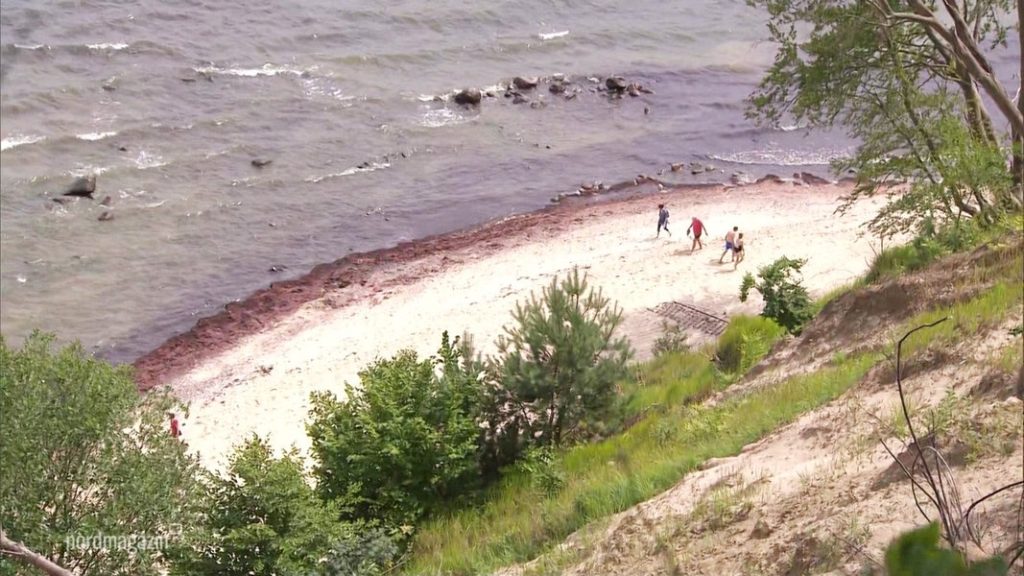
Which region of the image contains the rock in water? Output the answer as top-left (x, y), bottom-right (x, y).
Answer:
top-left (605, 76), bottom-right (628, 92)
top-left (64, 175), bottom-right (97, 199)
top-left (98, 211), bottom-right (114, 222)
top-left (453, 88), bottom-right (482, 105)
top-left (99, 195), bottom-right (112, 206)
top-left (548, 81), bottom-right (566, 94)
top-left (251, 159), bottom-right (272, 168)
top-left (512, 76), bottom-right (538, 90)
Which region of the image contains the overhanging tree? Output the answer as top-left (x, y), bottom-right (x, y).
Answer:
top-left (748, 0), bottom-right (1023, 236)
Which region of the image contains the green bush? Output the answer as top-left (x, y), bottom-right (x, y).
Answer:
top-left (169, 436), bottom-right (384, 576)
top-left (0, 333), bottom-right (201, 576)
top-left (715, 315), bottom-right (786, 374)
top-left (883, 523), bottom-right (1007, 575)
top-left (307, 333), bottom-right (484, 527)
top-left (739, 257), bottom-right (815, 335)
top-left (491, 268), bottom-right (633, 448)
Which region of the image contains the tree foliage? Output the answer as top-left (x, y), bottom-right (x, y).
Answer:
top-left (748, 0), bottom-right (1023, 236)
top-left (739, 257), bottom-right (814, 334)
top-left (0, 333), bottom-right (201, 576)
top-left (489, 268), bottom-right (633, 449)
top-left (307, 333), bottom-right (484, 527)
top-left (168, 436), bottom-right (382, 576)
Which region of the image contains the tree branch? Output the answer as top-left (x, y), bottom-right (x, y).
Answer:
top-left (0, 531), bottom-right (74, 576)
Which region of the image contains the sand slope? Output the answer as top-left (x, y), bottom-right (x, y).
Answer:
top-left (168, 183), bottom-right (886, 469)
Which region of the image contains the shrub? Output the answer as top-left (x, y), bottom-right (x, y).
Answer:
top-left (0, 332), bottom-right (201, 576)
top-left (883, 523), bottom-right (1007, 575)
top-left (652, 321), bottom-right (690, 356)
top-left (715, 315), bottom-right (786, 374)
top-left (307, 333), bottom-right (484, 527)
top-left (740, 256), bottom-right (814, 335)
top-left (491, 268), bottom-right (633, 448)
top-left (169, 436), bottom-right (381, 576)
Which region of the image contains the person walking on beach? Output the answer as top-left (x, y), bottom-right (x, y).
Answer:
top-left (733, 233), bottom-right (746, 270)
top-left (657, 204), bottom-right (671, 237)
top-left (720, 226), bottom-right (738, 263)
top-left (686, 216), bottom-right (706, 253)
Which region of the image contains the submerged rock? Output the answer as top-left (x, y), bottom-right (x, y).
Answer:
top-left (251, 159), bottom-right (273, 168)
top-left (512, 76), bottom-right (539, 90)
top-left (64, 175), bottom-right (97, 199)
top-left (605, 76), bottom-right (628, 92)
top-left (453, 88), bottom-right (482, 105)
top-left (98, 211), bottom-right (114, 222)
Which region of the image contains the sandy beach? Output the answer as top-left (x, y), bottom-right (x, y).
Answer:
top-left (146, 182), bottom-right (888, 469)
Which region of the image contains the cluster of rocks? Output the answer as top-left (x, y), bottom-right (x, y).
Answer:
top-left (666, 162), bottom-right (717, 175)
top-left (50, 174), bottom-right (115, 221)
top-left (452, 73), bottom-right (653, 109)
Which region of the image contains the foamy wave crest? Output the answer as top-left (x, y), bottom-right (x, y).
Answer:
top-left (12, 43), bottom-right (49, 50)
top-left (420, 108), bottom-right (469, 128)
top-left (1, 134), bottom-right (45, 151)
top-left (538, 30), bottom-right (569, 40)
top-left (134, 151), bottom-right (166, 169)
top-left (710, 147), bottom-right (849, 166)
top-left (76, 131), bottom-right (118, 141)
top-left (87, 43), bottom-right (129, 50)
top-left (305, 162), bottom-right (389, 183)
top-left (195, 63), bottom-right (309, 78)
top-left (302, 78), bottom-right (355, 102)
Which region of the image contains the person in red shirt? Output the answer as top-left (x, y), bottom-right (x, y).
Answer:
top-left (168, 412), bottom-right (181, 439)
top-left (686, 216), bottom-right (707, 253)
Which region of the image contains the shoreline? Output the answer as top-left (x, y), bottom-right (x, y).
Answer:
top-left (132, 178), bottom-right (728, 391)
top-left (136, 179), bottom-right (888, 469)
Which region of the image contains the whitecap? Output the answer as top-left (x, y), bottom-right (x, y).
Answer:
top-left (709, 147), bottom-right (850, 166)
top-left (76, 131), bottom-right (118, 141)
top-left (13, 43), bottom-right (48, 50)
top-left (419, 108), bottom-right (467, 128)
top-left (1, 134), bottom-right (45, 151)
top-left (87, 43), bottom-right (130, 50)
top-left (194, 63), bottom-right (307, 78)
top-left (538, 30), bottom-right (569, 40)
top-left (305, 162), bottom-right (390, 183)
top-left (134, 150), bottom-right (166, 169)
top-left (16, 276), bottom-right (27, 284)
top-left (144, 200), bottom-right (166, 208)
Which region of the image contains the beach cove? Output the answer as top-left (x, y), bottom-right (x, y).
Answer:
top-left (139, 180), bottom-right (889, 469)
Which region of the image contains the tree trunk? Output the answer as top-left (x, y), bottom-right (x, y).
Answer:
top-left (1014, 0), bottom-right (1024, 189)
top-left (0, 531), bottom-right (74, 576)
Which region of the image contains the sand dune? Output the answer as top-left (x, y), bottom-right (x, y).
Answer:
top-left (167, 183), bottom-right (888, 469)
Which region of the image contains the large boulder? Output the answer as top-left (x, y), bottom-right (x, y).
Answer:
top-left (513, 76), bottom-right (539, 90)
top-left (453, 88), bottom-right (482, 105)
top-left (605, 76), bottom-right (628, 92)
top-left (63, 174), bottom-right (97, 198)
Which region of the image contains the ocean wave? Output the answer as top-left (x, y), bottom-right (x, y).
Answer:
top-left (134, 151), bottom-right (166, 169)
top-left (419, 108), bottom-right (470, 128)
top-left (709, 148), bottom-right (849, 166)
top-left (538, 30), bottom-right (569, 40)
top-left (12, 43), bottom-right (49, 50)
top-left (1, 134), bottom-right (46, 151)
top-left (305, 162), bottom-right (389, 183)
top-left (302, 78), bottom-right (355, 102)
top-left (76, 131), bottom-right (118, 141)
top-left (194, 63), bottom-right (310, 78)
top-left (87, 43), bottom-right (130, 51)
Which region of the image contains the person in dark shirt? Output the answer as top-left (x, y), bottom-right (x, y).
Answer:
top-left (686, 216), bottom-right (706, 253)
top-left (657, 204), bottom-right (671, 237)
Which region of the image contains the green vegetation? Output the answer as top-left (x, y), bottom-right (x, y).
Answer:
top-left (169, 437), bottom-right (396, 576)
top-left (307, 333), bottom-right (484, 528)
top-left (0, 333), bottom-right (201, 576)
top-left (740, 256), bottom-right (815, 334)
top-left (749, 0), bottom-right (1023, 237)
top-left (491, 268), bottom-right (633, 448)
top-left (882, 523), bottom-right (1008, 576)
top-left (405, 350), bottom-right (879, 574)
top-left (714, 315), bottom-right (786, 374)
